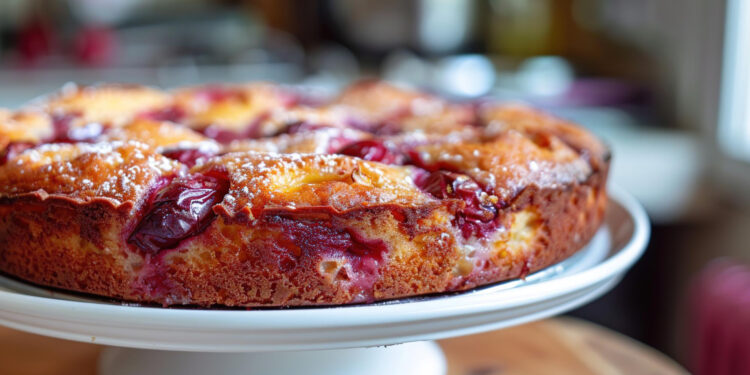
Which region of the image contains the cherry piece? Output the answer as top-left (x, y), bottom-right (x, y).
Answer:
top-left (199, 113), bottom-right (269, 143)
top-left (0, 142), bottom-right (35, 165)
top-left (273, 122), bottom-right (360, 154)
top-left (140, 106), bottom-right (185, 123)
top-left (277, 121), bottom-right (329, 135)
top-left (347, 228), bottom-right (387, 260)
top-left (413, 170), bottom-right (453, 199)
top-left (268, 216), bottom-right (388, 262)
top-left (326, 135), bottom-right (358, 154)
top-left (415, 171), bottom-right (498, 237)
top-left (128, 174), bottom-right (229, 253)
top-left (346, 229), bottom-right (388, 289)
top-left (336, 140), bottom-right (403, 164)
top-left (193, 86), bottom-right (246, 103)
top-left (345, 118), bottom-right (377, 132)
top-left (451, 177), bottom-right (497, 222)
top-left (200, 126), bottom-right (250, 143)
top-left (372, 121), bottom-right (402, 136)
top-left (264, 215), bottom-right (388, 283)
top-left (51, 113), bottom-right (103, 143)
top-left (404, 149), bottom-right (442, 171)
top-left (66, 122), bottom-right (103, 142)
top-left (161, 148), bottom-right (215, 168)
top-left (51, 113), bottom-right (74, 141)
top-left (193, 86), bottom-right (298, 108)
top-left (271, 217), bottom-right (351, 254)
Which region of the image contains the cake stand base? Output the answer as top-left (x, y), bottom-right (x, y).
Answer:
top-left (98, 341), bottom-right (446, 375)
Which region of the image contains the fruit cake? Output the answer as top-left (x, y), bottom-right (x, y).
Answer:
top-left (0, 81), bottom-right (609, 307)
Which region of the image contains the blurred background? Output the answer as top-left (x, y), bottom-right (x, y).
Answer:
top-left (0, 0), bottom-right (748, 370)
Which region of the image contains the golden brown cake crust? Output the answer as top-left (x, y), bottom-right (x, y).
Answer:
top-left (0, 81), bottom-right (609, 307)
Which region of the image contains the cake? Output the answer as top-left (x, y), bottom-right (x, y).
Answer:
top-left (0, 81), bottom-right (609, 307)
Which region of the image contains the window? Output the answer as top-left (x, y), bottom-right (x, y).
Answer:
top-left (719, 0), bottom-right (750, 162)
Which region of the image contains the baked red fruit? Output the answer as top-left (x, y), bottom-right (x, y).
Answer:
top-left (0, 81), bottom-right (609, 307)
top-left (128, 173), bottom-right (230, 253)
top-left (336, 140), bottom-right (403, 164)
top-left (414, 171), bottom-right (499, 238)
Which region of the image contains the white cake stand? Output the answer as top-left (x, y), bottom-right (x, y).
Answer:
top-left (0, 187), bottom-right (649, 375)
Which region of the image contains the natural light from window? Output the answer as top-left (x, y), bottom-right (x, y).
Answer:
top-left (719, 0), bottom-right (750, 162)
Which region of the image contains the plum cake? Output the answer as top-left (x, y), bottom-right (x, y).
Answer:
top-left (0, 81), bottom-right (609, 306)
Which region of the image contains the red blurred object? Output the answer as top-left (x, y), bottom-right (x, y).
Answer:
top-left (691, 260), bottom-right (750, 375)
top-left (74, 26), bottom-right (116, 66)
top-left (17, 17), bottom-right (55, 65)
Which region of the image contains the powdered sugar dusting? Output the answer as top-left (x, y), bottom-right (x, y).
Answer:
top-left (0, 141), bottom-right (182, 206)
top-left (197, 152), bottom-right (430, 218)
top-left (1, 80), bottom-right (601, 219)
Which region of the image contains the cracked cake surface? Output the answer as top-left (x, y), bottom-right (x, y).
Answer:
top-left (0, 81), bottom-right (609, 306)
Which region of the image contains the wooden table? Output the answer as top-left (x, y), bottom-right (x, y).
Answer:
top-left (0, 317), bottom-right (685, 375)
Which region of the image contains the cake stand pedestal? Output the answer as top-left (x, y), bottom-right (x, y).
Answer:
top-left (99, 341), bottom-right (445, 375)
top-left (0, 187), bottom-right (648, 375)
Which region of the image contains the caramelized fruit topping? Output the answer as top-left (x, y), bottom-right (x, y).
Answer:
top-left (268, 215), bottom-right (387, 261)
top-left (414, 170), bottom-right (499, 237)
top-left (193, 86), bottom-right (247, 103)
top-left (198, 113), bottom-right (269, 143)
top-left (0, 142), bottom-right (35, 165)
top-left (140, 106), bottom-right (185, 123)
top-left (277, 121), bottom-right (330, 135)
top-left (161, 148), bottom-right (215, 168)
top-left (1, 113), bottom-right (104, 166)
top-left (52, 113), bottom-right (105, 142)
top-left (265, 215), bottom-right (388, 292)
top-left (336, 140), bottom-right (403, 164)
top-left (128, 173), bottom-right (229, 253)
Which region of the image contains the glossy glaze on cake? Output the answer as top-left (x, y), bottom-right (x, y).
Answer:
top-left (0, 81), bottom-right (609, 306)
